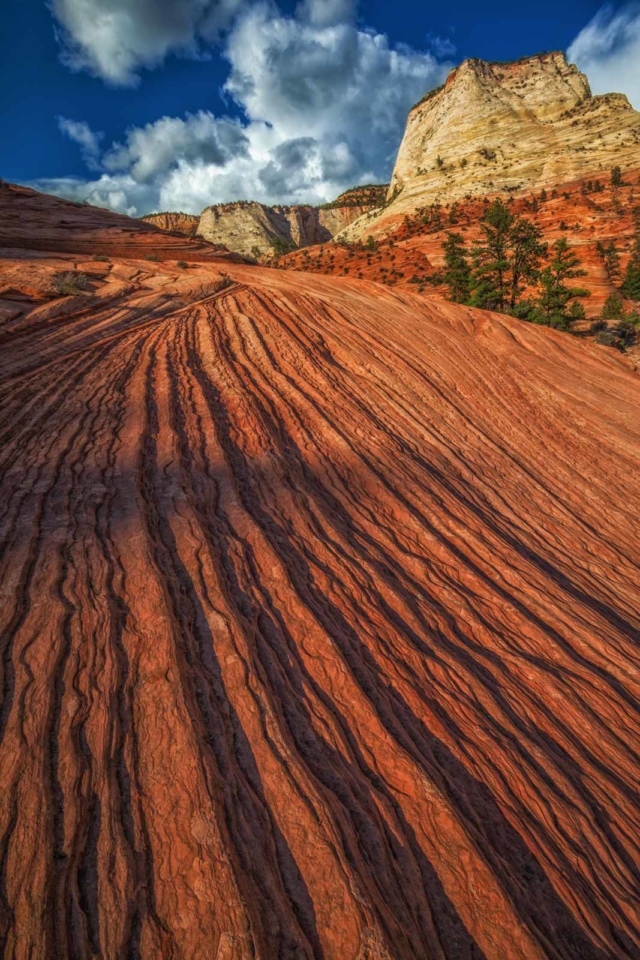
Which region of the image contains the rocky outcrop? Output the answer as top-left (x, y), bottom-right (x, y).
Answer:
top-left (197, 187), bottom-right (387, 257)
top-left (140, 211), bottom-right (200, 236)
top-left (340, 51), bottom-right (640, 240)
top-left (282, 166), bottom-right (640, 329)
top-left (197, 201), bottom-right (331, 256)
top-left (1, 182), bottom-right (640, 958)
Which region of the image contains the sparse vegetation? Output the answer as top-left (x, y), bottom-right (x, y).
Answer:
top-left (51, 271), bottom-right (89, 297)
top-left (441, 203), bottom-right (590, 331)
top-left (622, 207), bottom-right (640, 300)
top-left (596, 240), bottom-right (621, 283)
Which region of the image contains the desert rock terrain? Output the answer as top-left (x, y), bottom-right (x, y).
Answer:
top-left (0, 181), bottom-right (639, 958)
top-left (283, 167), bottom-right (640, 336)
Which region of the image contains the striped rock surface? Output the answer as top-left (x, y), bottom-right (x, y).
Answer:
top-left (0, 189), bottom-right (639, 958)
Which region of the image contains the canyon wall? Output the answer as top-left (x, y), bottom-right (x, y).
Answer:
top-left (196, 187), bottom-right (388, 257)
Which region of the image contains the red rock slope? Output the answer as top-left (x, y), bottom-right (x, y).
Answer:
top-left (1, 184), bottom-right (640, 959)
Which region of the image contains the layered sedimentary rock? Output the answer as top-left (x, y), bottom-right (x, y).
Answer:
top-left (197, 186), bottom-right (387, 257)
top-left (340, 51), bottom-right (640, 240)
top-left (0, 181), bottom-right (231, 260)
top-left (140, 212), bottom-right (200, 237)
top-left (1, 183), bottom-right (640, 959)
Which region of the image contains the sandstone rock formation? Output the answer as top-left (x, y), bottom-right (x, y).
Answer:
top-left (1, 182), bottom-right (640, 958)
top-left (0, 181), bottom-right (232, 261)
top-left (198, 201), bottom-right (332, 256)
top-left (140, 211), bottom-right (200, 236)
top-left (197, 186), bottom-right (387, 257)
top-left (340, 51), bottom-right (640, 241)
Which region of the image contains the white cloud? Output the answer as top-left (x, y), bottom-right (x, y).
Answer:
top-left (295, 0), bottom-right (356, 27)
top-left (102, 112), bottom-right (249, 181)
top-left (30, 174), bottom-right (151, 216)
top-left (58, 117), bottom-right (103, 168)
top-left (33, 1), bottom-right (451, 215)
top-left (568, 4), bottom-right (640, 109)
top-left (49, 0), bottom-right (245, 85)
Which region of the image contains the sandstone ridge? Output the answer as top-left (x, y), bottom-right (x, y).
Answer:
top-left (339, 51), bottom-right (640, 240)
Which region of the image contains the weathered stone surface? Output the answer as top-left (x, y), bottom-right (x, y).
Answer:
top-left (141, 212), bottom-right (201, 236)
top-left (1, 182), bottom-right (639, 959)
top-left (197, 189), bottom-right (386, 256)
top-left (340, 51), bottom-right (640, 241)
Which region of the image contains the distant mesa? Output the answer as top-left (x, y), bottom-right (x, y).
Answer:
top-left (141, 185), bottom-right (388, 258)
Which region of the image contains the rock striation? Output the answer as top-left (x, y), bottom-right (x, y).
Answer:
top-left (1, 182), bottom-right (640, 958)
top-left (0, 181), bottom-right (233, 261)
top-left (140, 212), bottom-right (200, 236)
top-left (340, 51), bottom-right (640, 240)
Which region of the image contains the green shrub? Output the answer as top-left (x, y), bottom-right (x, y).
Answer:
top-left (601, 293), bottom-right (625, 320)
top-left (52, 271), bottom-right (89, 296)
top-left (177, 260), bottom-right (189, 269)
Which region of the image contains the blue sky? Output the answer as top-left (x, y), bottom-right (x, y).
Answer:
top-left (1, 0), bottom-right (638, 214)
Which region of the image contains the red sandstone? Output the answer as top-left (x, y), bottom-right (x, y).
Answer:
top-left (0, 182), bottom-right (639, 959)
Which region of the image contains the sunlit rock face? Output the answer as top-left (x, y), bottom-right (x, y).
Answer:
top-left (339, 51), bottom-right (640, 241)
top-left (197, 187), bottom-right (387, 257)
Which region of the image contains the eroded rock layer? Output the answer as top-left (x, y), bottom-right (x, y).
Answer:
top-left (0, 185), bottom-right (640, 959)
top-left (140, 212), bottom-right (201, 237)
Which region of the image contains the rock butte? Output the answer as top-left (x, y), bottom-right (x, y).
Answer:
top-left (196, 187), bottom-right (388, 257)
top-left (1, 178), bottom-right (639, 959)
top-left (339, 51), bottom-right (640, 241)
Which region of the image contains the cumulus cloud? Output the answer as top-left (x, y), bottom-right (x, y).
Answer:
top-left (568, 4), bottom-right (640, 109)
top-left (30, 174), bottom-right (152, 216)
top-left (101, 112), bottom-right (249, 181)
top-left (49, 0), bottom-right (245, 85)
top-left (34, 1), bottom-right (452, 215)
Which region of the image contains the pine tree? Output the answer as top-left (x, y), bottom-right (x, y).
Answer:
top-left (442, 232), bottom-right (472, 303)
top-left (507, 217), bottom-right (546, 312)
top-left (537, 238), bottom-right (589, 329)
top-left (468, 199), bottom-right (512, 310)
top-left (596, 240), bottom-right (622, 283)
top-left (601, 293), bottom-right (625, 321)
top-left (621, 207), bottom-right (640, 300)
